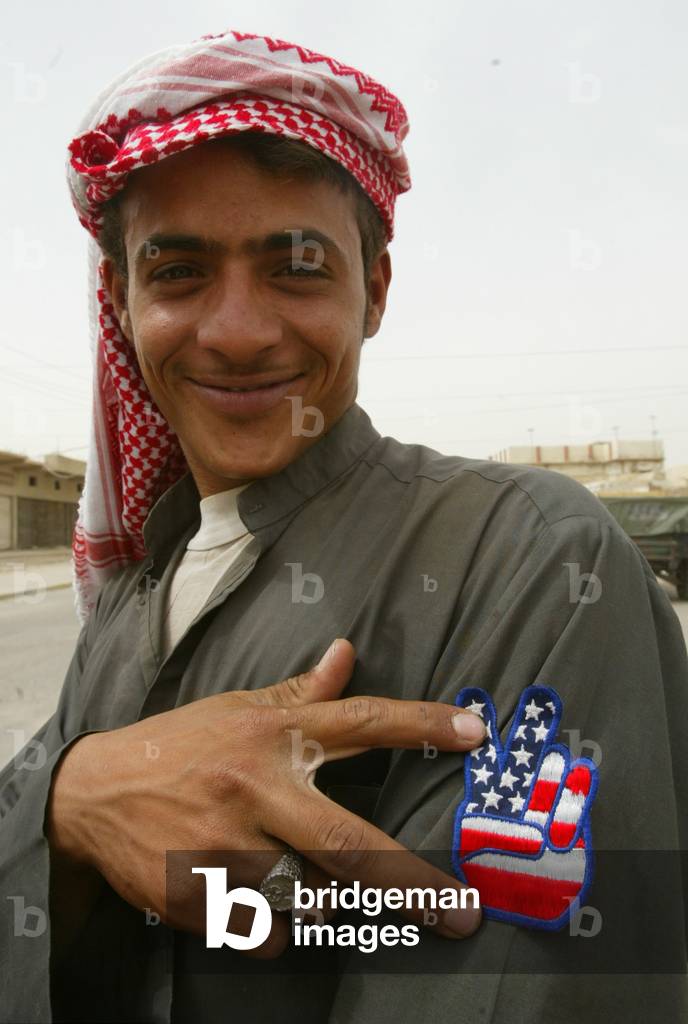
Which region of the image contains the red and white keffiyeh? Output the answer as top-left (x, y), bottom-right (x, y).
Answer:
top-left (66, 28), bottom-right (411, 623)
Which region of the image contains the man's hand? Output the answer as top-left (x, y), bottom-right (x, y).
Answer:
top-left (47, 639), bottom-right (485, 955)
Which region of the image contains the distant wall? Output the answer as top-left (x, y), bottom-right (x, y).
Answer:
top-left (0, 459), bottom-right (83, 549)
top-left (16, 498), bottom-right (77, 548)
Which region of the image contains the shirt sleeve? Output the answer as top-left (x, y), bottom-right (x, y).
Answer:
top-left (0, 602), bottom-right (104, 1023)
top-left (327, 513), bottom-right (688, 1024)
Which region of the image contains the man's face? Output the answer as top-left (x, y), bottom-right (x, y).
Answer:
top-left (103, 140), bottom-right (391, 496)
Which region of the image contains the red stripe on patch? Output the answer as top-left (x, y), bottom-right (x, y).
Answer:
top-left (566, 766), bottom-right (591, 796)
top-left (460, 828), bottom-right (542, 857)
top-left (528, 780), bottom-right (559, 813)
top-left (463, 864), bottom-right (581, 921)
top-left (549, 821), bottom-right (576, 848)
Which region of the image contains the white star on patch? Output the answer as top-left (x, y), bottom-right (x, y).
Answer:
top-left (510, 745), bottom-right (533, 767)
top-left (513, 724), bottom-right (528, 741)
top-left (466, 802), bottom-right (479, 814)
top-left (485, 744), bottom-right (497, 763)
top-left (485, 721), bottom-right (493, 739)
top-left (532, 721), bottom-right (549, 743)
top-left (524, 699), bottom-right (543, 721)
top-left (523, 771), bottom-right (534, 787)
top-left (499, 767), bottom-right (519, 790)
top-left (482, 787), bottom-right (502, 811)
top-left (465, 700), bottom-right (485, 716)
top-left (546, 701), bottom-right (556, 714)
top-left (508, 793), bottom-right (526, 813)
top-left (471, 764), bottom-right (493, 785)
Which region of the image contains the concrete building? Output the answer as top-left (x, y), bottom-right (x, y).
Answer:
top-left (489, 439), bottom-right (665, 488)
top-left (0, 451), bottom-right (84, 550)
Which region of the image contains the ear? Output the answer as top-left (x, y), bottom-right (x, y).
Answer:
top-left (363, 249), bottom-right (392, 339)
top-left (101, 258), bottom-right (134, 343)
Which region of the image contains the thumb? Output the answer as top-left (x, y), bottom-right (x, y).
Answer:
top-left (257, 638), bottom-right (357, 708)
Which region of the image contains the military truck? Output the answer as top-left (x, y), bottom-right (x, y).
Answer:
top-left (600, 496), bottom-right (688, 600)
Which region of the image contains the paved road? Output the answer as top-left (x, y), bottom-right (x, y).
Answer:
top-left (0, 588), bottom-right (81, 768)
top-left (1, 583), bottom-right (687, 771)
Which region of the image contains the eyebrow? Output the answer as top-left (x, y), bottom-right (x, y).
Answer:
top-left (134, 228), bottom-right (346, 268)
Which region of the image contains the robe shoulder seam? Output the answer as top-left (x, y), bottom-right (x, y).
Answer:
top-left (362, 449), bottom-right (614, 533)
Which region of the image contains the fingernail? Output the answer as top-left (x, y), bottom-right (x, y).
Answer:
top-left (452, 711), bottom-right (485, 743)
top-left (318, 640), bottom-right (337, 668)
top-left (442, 905), bottom-right (482, 938)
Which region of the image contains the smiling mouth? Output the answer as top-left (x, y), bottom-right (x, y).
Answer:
top-left (188, 373), bottom-right (304, 392)
top-left (185, 372), bottom-right (308, 418)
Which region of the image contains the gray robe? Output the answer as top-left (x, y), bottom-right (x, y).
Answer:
top-left (1, 402), bottom-right (687, 1022)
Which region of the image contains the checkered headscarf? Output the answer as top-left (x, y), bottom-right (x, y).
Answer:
top-left (66, 28), bottom-right (411, 622)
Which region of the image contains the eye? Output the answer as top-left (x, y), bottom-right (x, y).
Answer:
top-left (278, 263), bottom-right (325, 278)
top-left (152, 264), bottom-right (201, 281)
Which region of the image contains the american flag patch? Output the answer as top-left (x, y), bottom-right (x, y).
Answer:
top-left (451, 685), bottom-right (599, 930)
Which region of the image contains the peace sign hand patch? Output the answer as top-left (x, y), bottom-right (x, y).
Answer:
top-left (452, 685), bottom-right (599, 930)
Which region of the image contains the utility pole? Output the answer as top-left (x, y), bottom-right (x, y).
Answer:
top-left (650, 415), bottom-right (659, 458)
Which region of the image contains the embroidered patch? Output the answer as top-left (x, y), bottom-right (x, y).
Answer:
top-left (452, 685), bottom-right (599, 930)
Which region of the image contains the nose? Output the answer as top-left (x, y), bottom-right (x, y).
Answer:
top-left (194, 264), bottom-right (284, 360)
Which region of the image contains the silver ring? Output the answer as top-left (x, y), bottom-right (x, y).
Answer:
top-left (258, 847), bottom-right (304, 911)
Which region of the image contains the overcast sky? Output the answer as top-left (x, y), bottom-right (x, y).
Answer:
top-left (2, 0), bottom-right (687, 467)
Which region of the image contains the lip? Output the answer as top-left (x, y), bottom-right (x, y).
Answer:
top-left (186, 372), bottom-right (307, 418)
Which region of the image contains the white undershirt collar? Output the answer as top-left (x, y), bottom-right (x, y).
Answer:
top-left (186, 482), bottom-right (255, 551)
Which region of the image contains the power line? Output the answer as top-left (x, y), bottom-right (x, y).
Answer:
top-left (0, 342), bottom-right (90, 383)
top-left (378, 390), bottom-right (688, 420)
top-left (0, 369), bottom-right (90, 405)
top-left (367, 383), bottom-right (688, 403)
top-left (364, 345), bottom-right (688, 361)
top-left (0, 373), bottom-right (88, 403)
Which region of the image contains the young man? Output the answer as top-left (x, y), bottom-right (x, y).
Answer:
top-left (1, 28), bottom-right (687, 1024)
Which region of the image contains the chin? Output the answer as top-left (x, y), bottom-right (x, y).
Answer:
top-left (190, 436), bottom-right (297, 481)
